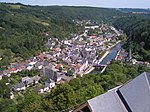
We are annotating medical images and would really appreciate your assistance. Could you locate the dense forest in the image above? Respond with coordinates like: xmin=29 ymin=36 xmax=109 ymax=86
xmin=113 ymin=16 xmax=150 ymax=61
xmin=0 ymin=62 xmax=150 ymax=112
xmin=4 ymin=3 xmax=127 ymax=22
xmin=119 ymin=8 xmax=150 ymax=14
xmin=0 ymin=3 xmax=83 ymax=66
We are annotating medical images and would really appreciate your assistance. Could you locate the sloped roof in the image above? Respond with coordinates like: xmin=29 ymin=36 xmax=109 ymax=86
xmin=87 ymin=87 xmax=127 ymax=112
xmin=119 ymin=72 xmax=150 ymax=112
xmin=22 ymin=76 xmax=30 ymax=82
xmin=14 ymin=83 xmax=25 ymax=89
xmin=32 ymin=76 xmax=41 ymax=82
xmin=46 ymin=79 xmax=55 ymax=84
xmin=83 ymin=72 xmax=150 ymax=112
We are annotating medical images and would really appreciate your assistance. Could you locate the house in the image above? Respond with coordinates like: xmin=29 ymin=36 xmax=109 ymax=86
xmin=0 ymin=75 xmax=2 ymax=80
xmin=22 ymin=76 xmax=40 ymax=86
xmin=36 ymin=85 xmax=50 ymax=94
xmin=29 ymin=61 xmax=37 ymax=66
xmin=35 ymin=62 xmax=43 ymax=69
xmin=36 ymin=86 xmax=45 ymax=94
xmin=53 ymin=51 xmax=61 ymax=57
xmin=80 ymin=48 xmax=87 ymax=58
xmin=61 ymin=75 xmax=72 ymax=82
xmin=32 ymin=76 xmax=41 ymax=84
xmin=38 ymin=87 xmax=44 ymax=94
xmin=80 ymin=60 xmax=89 ymax=72
xmin=10 ymin=92 xmax=14 ymax=99
xmin=55 ymin=64 xmax=63 ymax=69
xmin=22 ymin=76 xmax=30 ymax=83
xmin=44 ymin=84 xmax=50 ymax=92
xmin=47 ymin=39 xmax=55 ymax=49
xmin=54 ymin=72 xmax=62 ymax=82
xmin=85 ymin=25 xmax=99 ymax=29
xmin=45 ymin=79 xmax=55 ymax=88
xmin=25 ymin=78 xmax=34 ymax=86
xmin=37 ymin=53 xmax=45 ymax=60
xmin=25 ymin=63 xmax=33 ymax=71
xmin=13 ymin=83 xmax=26 ymax=92
xmin=9 ymin=67 xmax=19 ymax=74
xmin=76 ymin=63 xmax=81 ymax=70
xmin=0 ymin=71 xmax=4 ymax=80
xmin=74 ymin=72 xmax=150 ymax=112
xmin=40 ymin=65 xmax=55 ymax=77
xmin=41 ymin=65 xmax=62 ymax=82
xmin=17 ymin=63 xmax=26 ymax=71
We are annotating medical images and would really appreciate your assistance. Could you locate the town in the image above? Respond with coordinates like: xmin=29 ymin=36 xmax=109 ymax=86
xmin=0 ymin=1 xmax=150 ymax=112
xmin=0 ymin=22 xmax=146 ymax=99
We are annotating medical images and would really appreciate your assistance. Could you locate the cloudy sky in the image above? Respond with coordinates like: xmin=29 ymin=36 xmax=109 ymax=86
xmin=0 ymin=0 xmax=150 ymax=8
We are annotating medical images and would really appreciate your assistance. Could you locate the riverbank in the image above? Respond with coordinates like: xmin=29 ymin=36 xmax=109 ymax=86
xmin=106 ymin=40 xmax=121 ymax=50
xmin=99 ymin=41 xmax=121 ymax=64
xmin=99 ymin=51 xmax=110 ymax=64
xmin=115 ymin=50 xmax=121 ymax=60
xmin=100 ymin=42 xmax=122 ymax=65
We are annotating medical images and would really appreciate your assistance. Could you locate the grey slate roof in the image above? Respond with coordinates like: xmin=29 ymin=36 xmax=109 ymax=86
xmin=119 ymin=72 xmax=150 ymax=112
xmin=0 ymin=71 xmax=3 ymax=75
xmin=84 ymin=72 xmax=150 ymax=112
xmin=46 ymin=79 xmax=55 ymax=84
xmin=14 ymin=83 xmax=25 ymax=90
xmin=26 ymin=78 xmax=33 ymax=85
xmin=32 ymin=76 xmax=40 ymax=82
xmin=22 ymin=76 xmax=40 ymax=85
xmin=41 ymin=65 xmax=62 ymax=82
xmin=22 ymin=76 xmax=30 ymax=83
xmin=87 ymin=87 xmax=127 ymax=112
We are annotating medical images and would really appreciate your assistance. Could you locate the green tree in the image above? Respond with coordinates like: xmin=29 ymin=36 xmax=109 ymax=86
xmin=69 ymin=78 xmax=81 ymax=90
xmin=49 ymin=83 xmax=77 ymax=111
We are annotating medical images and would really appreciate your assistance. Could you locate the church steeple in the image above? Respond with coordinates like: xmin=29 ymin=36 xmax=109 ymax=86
xmin=129 ymin=48 xmax=132 ymax=62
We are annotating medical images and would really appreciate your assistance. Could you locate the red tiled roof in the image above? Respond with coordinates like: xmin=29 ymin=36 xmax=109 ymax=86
xmin=38 ymin=53 xmax=45 ymax=60
xmin=91 ymin=36 xmax=97 ymax=39
xmin=117 ymin=56 xmax=122 ymax=59
xmin=55 ymin=48 xmax=61 ymax=51
xmin=56 ymin=64 xmax=62 ymax=68
xmin=76 ymin=63 xmax=81 ymax=69
xmin=10 ymin=68 xmax=17 ymax=71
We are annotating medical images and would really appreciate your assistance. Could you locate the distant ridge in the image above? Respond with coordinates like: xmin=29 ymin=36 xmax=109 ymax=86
xmin=119 ymin=8 xmax=150 ymax=14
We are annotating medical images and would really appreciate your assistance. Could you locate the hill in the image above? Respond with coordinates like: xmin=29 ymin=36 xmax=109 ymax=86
xmin=31 ymin=6 xmax=126 ymax=23
xmin=0 ymin=3 xmax=129 ymax=66
xmin=119 ymin=8 xmax=150 ymax=15
xmin=0 ymin=3 xmax=83 ymax=66
xmin=113 ymin=16 xmax=150 ymax=61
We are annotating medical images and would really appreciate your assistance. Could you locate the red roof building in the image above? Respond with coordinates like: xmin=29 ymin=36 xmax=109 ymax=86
xmin=38 ymin=53 xmax=45 ymax=60
xmin=76 ymin=63 xmax=81 ymax=70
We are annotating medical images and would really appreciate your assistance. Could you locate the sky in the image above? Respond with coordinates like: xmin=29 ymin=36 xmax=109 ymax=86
xmin=0 ymin=0 xmax=150 ymax=8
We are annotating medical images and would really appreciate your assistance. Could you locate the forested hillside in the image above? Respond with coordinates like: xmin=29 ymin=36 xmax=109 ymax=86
xmin=32 ymin=6 xmax=126 ymax=22
xmin=119 ymin=8 xmax=150 ymax=14
xmin=0 ymin=3 xmax=82 ymax=66
xmin=3 ymin=3 xmax=126 ymax=22
xmin=113 ymin=16 xmax=150 ymax=61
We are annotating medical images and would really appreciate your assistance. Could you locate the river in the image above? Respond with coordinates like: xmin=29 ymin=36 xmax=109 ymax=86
xmin=100 ymin=43 xmax=122 ymax=65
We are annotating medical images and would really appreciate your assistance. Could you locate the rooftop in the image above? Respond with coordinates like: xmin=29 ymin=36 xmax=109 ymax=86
xmin=88 ymin=86 xmax=127 ymax=112
xmin=74 ymin=72 xmax=150 ymax=112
